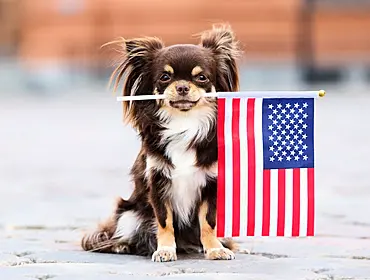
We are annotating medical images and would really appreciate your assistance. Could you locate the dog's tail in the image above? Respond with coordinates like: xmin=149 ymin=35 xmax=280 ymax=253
xmin=81 ymin=197 xmax=131 ymax=253
xmin=81 ymin=216 xmax=118 ymax=253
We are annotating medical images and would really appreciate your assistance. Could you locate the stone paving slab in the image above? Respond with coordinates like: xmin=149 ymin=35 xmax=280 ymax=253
xmin=0 ymin=90 xmax=370 ymax=279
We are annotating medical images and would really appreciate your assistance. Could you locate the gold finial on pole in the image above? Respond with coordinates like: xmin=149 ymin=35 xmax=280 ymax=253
xmin=318 ymin=90 xmax=326 ymax=97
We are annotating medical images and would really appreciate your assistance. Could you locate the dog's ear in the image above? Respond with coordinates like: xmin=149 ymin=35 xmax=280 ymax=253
xmin=105 ymin=37 xmax=164 ymax=126
xmin=199 ymin=24 xmax=242 ymax=92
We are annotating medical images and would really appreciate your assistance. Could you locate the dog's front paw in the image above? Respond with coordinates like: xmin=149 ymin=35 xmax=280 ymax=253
xmin=151 ymin=246 xmax=177 ymax=262
xmin=205 ymin=248 xmax=235 ymax=260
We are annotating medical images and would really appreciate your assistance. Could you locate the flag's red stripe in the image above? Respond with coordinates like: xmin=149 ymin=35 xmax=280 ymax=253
xmin=216 ymin=98 xmax=226 ymax=237
xmin=231 ymin=99 xmax=241 ymax=236
xmin=247 ymin=98 xmax=256 ymax=236
xmin=307 ymin=168 xmax=315 ymax=236
xmin=262 ymin=169 xmax=271 ymax=236
xmin=292 ymin=168 xmax=301 ymax=236
xmin=277 ymin=169 xmax=286 ymax=236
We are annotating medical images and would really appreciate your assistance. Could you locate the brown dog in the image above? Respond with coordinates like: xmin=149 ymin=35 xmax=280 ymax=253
xmin=81 ymin=24 xmax=242 ymax=262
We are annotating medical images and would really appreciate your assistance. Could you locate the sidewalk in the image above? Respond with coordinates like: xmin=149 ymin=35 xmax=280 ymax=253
xmin=0 ymin=90 xmax=369 ymax=279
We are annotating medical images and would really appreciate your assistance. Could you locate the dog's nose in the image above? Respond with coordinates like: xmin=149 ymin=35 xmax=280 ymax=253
xmin=176 ymin=84 xmax=190 ymax=96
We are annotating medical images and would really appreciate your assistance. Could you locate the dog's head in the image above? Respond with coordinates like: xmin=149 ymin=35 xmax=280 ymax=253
xmin=107 ymin=24 xmax=242 ymax=129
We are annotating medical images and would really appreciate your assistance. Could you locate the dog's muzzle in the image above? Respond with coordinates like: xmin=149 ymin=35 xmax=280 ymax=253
xmin=169 ymin=99 xmax=199 ymax=111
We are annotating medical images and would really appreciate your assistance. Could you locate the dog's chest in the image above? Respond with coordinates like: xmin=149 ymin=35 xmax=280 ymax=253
xmin=161 ymin=115 xmax=210 ymax=226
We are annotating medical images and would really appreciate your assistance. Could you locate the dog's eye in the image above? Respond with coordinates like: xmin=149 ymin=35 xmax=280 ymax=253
xmin=196 ymin=74 xmax=208 ymax=83
xmin=159 ymin=73 xmax=171 ymax=82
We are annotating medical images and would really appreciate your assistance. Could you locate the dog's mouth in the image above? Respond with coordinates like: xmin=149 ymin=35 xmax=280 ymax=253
xmin=169 ymin=100 xmax=199 ymax=111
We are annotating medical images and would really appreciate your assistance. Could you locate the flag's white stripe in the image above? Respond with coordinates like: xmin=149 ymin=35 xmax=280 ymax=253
xmin=224 ymin=98 xmax=234 ymax=237
xmin=284 ymin=169 xmax=293 ymax=236
xmin=239 ymin=98 xmax=248 ymax=237
xmin=254 ymin=98 xmax=264 ymax=236
xmin=269 ymin=169 xmax=279 ymax=236
xmin=299 ymin=168 xmax=308 ymax=236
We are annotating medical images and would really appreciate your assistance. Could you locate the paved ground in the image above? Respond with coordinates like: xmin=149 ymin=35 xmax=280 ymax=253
xmin=0 ymin=88 xmax=370 ymax=279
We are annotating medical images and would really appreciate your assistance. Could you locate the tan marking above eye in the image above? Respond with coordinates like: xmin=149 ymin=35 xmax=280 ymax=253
xmin=164 ymin=65 xmax=174 ymax=74
xmin=191 ymin=66 xmax=203 ymax=76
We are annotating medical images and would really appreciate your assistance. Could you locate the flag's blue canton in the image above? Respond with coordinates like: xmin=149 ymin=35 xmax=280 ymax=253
xmin=262 ymin=98 xmax=314 ymax=170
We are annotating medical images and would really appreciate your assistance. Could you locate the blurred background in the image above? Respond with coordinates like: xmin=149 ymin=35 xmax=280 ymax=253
xmin=1 ymin=0 xmax=370 ymax=235
xmin=1 ymin=0 xmax=370 ymax=93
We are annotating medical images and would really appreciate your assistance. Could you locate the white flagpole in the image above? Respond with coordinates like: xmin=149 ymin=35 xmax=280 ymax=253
xmin=116 ymin=90 xmax=325 ymax=102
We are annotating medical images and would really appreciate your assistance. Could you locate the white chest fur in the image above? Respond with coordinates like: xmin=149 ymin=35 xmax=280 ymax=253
xmin=151 ymin=107 xmax=217 ymax=226
xmin=165 ymin=140 xmax=206 ymax=226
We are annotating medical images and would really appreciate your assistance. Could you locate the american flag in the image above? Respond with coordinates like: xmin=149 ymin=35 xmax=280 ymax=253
xmin=217 ymin=97 xmax=315 ymax=237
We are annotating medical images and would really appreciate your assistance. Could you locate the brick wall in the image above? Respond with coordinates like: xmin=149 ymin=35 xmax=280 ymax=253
xmin=17 ymin=0 xmax=300 ymax=65
xmin=13 ymin=0 xmax=370 ymax=66
xmin=313 ymin=8 xmax=370 ymax=64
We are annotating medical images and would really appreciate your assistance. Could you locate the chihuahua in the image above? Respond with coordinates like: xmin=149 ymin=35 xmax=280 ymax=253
xmin=81 ymin=24 xmax=242 ymax=262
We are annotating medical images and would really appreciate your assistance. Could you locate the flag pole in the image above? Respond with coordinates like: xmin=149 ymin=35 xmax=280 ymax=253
xmin=116 ymin=90 xmax=326 ymax=102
